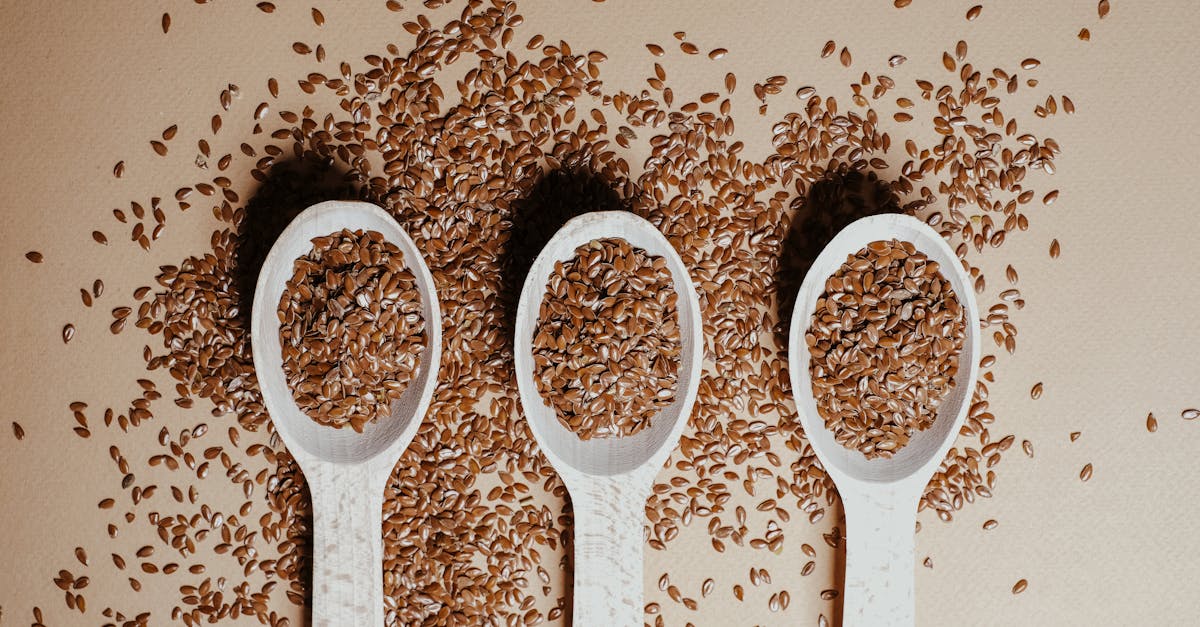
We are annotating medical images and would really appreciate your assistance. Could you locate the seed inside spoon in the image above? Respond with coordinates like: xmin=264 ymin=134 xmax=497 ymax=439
xmin=806 ymin=239 xmax=967 ymax=458
xmin=277 ymin=228 xmax=426 ymax=433
xmin=531 ymin=237 xmax=681 ymax=440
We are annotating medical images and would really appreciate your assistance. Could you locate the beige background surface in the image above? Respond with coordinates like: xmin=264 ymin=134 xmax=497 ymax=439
xmin=2 ymin=1 xmax=1198 ymax=625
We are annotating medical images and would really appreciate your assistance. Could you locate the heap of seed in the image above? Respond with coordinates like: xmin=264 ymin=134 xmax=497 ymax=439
xmin=531 ymin=237 xmax=681 ymax=440
xmin=806 ymin=239 xmax=966 ymax=458
xmin=277 ymin=228 xmax=424 ymax=432
xmin=29 ymin=0 xmax=1081 ymax=623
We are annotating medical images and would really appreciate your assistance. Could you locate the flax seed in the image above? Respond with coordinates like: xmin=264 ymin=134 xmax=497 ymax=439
xmin=278 ymin=229 xmax=425 ymax=431
xmin=532 ymin=238 xmax=680 ymax=440
xmin=808 ymin=240 xmax=966 ymax=458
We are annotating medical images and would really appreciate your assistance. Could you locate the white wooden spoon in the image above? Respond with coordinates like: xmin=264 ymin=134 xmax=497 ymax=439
xmin=787 ymin=213 xmax=980 ymax=627
xmin=513 ymin=211 xmax=703 ymax=626
xmin=251 ymin=200 xmax=442 ymax=627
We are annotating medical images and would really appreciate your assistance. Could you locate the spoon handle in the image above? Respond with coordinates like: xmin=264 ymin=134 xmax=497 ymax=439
xmin=570 ymin=479 xmax=645 ymax=627
xmin=841 ymin=486 xmax=918 ymax=627
xmin=309 ymin=466 xmax=386 ymax=627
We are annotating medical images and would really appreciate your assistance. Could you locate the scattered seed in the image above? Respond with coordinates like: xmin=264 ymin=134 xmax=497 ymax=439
xmin=26 ymin=251 xmax=44 ymax=263
xmin=966 ymin=5 xmax=982 ymax=20
xmin=1049 ymin=239 xmax=1060 ymax=258
xmin=708 ymin=48 xmax=727 ymax=60
xmin=1030 ymin=383 xmax=1043 ymax=399
xmin=30 ymin=11 xmax=1071 ymax=621
xmin=840 ymin=47 xmax=852 ymax=67
xmin=11 ymin=422 xmax=24 ymax=440
xmin=62 ymin=324 xmax=75 ymax=344
xmin=1079 ymin=463 xmax=1093 ymax=481
xmin=1021 ymin=58 xmax=1041 ymax=70
xmin=646 ymin=43 xmax=664 ymax=56
xmin=161 ymin=12 xmax=170 ymax=34
xmin=1098 ymin=0 xmax=1110 ymax=18
xmin=1183 ymin=409 xmax=1200 ymax=420
xmin=1012 ymin=579 xmax=1028 ymax=594
xmin=1146 ymin=413 xmax=1157 ymax=432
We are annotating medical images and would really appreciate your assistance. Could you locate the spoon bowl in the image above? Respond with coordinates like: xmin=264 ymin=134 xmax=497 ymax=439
xmin=251 ymin=200 xmax=442 ymax=626
xmin=788 ymin=213 xmax=980 ymax=627
xmin=514 ymin=210 xmax=703 ymax=625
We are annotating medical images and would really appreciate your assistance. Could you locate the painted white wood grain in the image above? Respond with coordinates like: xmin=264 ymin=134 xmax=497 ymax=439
xmin=513 ymin=211 xmax=703 ymax=626
xmin=308 ymin=464 xmax=389 ymax=626
xmin=251 ymin=201 xmax=442 ymax=627
xmin=787 ymin=213 xmax=981 ymax=627
xmin=569 ymin=475 xmax=650 ymax=626
xmin=841 ymin=483 xmax=920 ymax=625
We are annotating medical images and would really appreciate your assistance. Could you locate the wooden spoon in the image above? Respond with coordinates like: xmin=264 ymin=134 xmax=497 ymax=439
xmin=251 ymin=200 xmax=442 ymax=627
xmin=514 ymin=211 xmax=703 ymax=626
xmin=788 ymin=213 xmax=981 ymax=627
